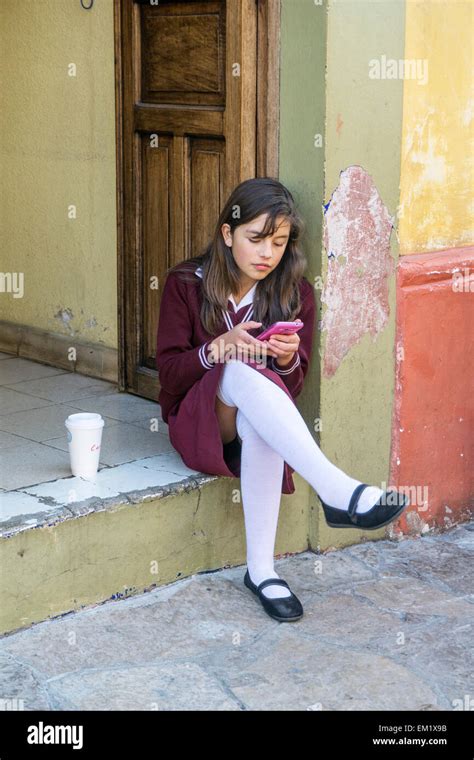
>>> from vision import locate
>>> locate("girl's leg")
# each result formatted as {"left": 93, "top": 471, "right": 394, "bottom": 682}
{"left": 234, "top": 408, "right": 292, "bottom": 600}
{"left": 215, "top": 394, "right": 238, "bottom": 444}
{"left": 217, "top": 360, "right": 385, "bottom": 513}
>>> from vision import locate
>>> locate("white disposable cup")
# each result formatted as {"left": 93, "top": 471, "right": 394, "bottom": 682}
{"left": 65, "top": 413, "right": 104, "bottom": 480}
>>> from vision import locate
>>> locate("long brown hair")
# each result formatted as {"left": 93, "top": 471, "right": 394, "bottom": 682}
{"left": 168, "top": 177, "right": 308, "bottom": 335}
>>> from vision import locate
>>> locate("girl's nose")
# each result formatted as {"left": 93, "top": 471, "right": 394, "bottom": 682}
{"left": 258, "top": 239, "right": 273, "bottom": 257}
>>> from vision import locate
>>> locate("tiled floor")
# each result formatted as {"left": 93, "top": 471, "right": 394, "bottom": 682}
{"left": 0, "top": 353, "right": 205, "bottom": 533}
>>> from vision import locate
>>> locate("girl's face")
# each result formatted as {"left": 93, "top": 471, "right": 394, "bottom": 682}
{"left": 221, "top": 213, "right": 291, "bottom": 288}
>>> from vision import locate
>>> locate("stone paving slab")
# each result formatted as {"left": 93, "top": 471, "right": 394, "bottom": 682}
{"left": 0, "top": 522, "right": 472, "bottom": 711}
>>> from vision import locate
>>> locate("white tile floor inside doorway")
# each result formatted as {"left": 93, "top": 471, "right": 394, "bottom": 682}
{"left": 0, "top": 353, "right": 207, "bottom": 535}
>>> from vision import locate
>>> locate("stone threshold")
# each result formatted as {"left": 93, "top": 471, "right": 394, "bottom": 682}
{"left": 0, "top": 453, "right": 218, "bottom": 539}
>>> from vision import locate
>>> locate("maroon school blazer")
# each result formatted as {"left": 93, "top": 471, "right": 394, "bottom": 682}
{"left": 155, "top": 262, "right": 316, "bottom": 495}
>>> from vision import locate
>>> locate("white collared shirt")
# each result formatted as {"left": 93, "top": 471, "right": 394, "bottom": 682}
{"left": 195, "top": 265, "right": 257, "bottom": 313}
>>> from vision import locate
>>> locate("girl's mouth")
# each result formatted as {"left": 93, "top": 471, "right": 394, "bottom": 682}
{"left": 253, "top": 264, "right": 271, "bottom": 270}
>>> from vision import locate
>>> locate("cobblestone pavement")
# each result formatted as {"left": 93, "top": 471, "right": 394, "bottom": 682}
{"left": 1, "top": 521, "right": 473, "bottom": 710}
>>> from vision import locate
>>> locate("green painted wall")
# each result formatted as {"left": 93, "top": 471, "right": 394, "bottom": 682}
{"left": 0, "top": 0, "right": 118, "bottom": 349}
{"left": 279, "top": 0, "right": 327, "bottom": 544}
{"left": 280, "top": 0, "right": 405, "bottom": 547}
{"left": 322, "top": 0, "right": 405, "bottom": 509}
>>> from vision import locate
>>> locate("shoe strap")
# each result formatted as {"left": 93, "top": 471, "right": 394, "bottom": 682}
{"left": 347, "top": 483, "right": 370, "bottom": 519}
{"left": 257, "top": 578, "right": 290, "bottom": 593}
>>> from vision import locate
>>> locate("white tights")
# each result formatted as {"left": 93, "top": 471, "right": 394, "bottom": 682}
{"left": 216, "top": 360, "right": 384, "bottom": 599}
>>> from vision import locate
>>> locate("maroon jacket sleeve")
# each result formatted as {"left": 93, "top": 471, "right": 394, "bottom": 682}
{"left": 155, "top": 271, "right": 217, "bottom": 396}
{"left": 269, "top": 279, "right": 316, "bottom": 398}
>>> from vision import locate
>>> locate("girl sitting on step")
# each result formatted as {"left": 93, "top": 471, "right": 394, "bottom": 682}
{"left": 155, "top": 177, "right": 409, "bottom": 622}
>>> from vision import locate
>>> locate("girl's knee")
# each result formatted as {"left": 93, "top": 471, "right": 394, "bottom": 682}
{"left": 236, "top": 407, "right": 264, "bottom": 442}
{"left": 223, "top": 359, "right": 264, "bottom": 381}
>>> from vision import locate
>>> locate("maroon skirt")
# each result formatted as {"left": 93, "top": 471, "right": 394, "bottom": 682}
{"left": 167, "top": 359, "right": 299, "bottom": 495}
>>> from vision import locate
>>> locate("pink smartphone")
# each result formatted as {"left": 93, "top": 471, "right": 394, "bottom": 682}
{"left": 256, "top": 321, "right": 304, "bottom": 341}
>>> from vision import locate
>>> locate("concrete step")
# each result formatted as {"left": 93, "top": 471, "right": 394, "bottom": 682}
{"left": 0, "top": 452, "right": 311, "bottom": 635}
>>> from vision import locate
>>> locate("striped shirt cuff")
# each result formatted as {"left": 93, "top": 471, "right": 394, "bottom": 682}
{"left": 198, "top": 341, "right": 216, "bottom": 369}
{"left": 271, "top": 353, "right": 301, "bottom": 374}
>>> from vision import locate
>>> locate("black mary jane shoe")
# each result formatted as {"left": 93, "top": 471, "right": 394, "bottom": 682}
{"left": 244, "top": 570, "right": 304, "bottom": 622}
{"left": 320, "top": 482, "right": 410, "bottom": 530}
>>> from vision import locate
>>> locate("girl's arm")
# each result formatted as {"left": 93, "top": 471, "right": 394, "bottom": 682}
{"left": 156, "top": 271, "right": 217, "bottom": 396}
{"left": 270, "top": 280, "right": 316, "bottom": 398}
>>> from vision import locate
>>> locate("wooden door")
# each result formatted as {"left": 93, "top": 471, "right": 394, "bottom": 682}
{"left": 115, "top": 0, "right": 280, "bottom": 399}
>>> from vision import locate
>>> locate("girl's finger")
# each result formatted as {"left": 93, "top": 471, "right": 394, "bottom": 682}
{"left": 266, "top": 345, "right": 287, "bottom": 356}
{"left": 238, "top": 340, "right": 278, "bottom": 358}
{"left": 245, "top": 335, "right": 270, "bottom": 348}
{"left": 269, "top": 333, "right": 300, "bottom": 344}
{"left": 269, "top": 336, "right": 299, "bottom": 350}
{"left": 237, "top": 339, "right": 274, "bottom": 354}
{"left": 240, "top": 321, "right": 263, "bottom": 331}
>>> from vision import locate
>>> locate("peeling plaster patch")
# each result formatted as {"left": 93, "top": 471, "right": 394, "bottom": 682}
{"left": 54, "top": 308, "right": 74, "bottom": 333}
{"left": 405, "top": 509, "right": 429, "bottom": 535}
{"left": 54, "top": 307, "right": 73, "bottom": 323}
{"left": 86, "top": 316, "right": 98, "bottom": 329}
{"left": 321, "top": 166, "right": 394, "bottom": 377}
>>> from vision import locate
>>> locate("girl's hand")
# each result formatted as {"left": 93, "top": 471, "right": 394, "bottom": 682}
{"left": 209, "top": 321, "right": 276, "bottom": 362}
{"left": 263, "top": 319, "right": 302, "bottom": 366}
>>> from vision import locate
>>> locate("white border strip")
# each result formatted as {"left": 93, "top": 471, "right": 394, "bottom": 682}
{"left": 271, "top": 353, "right": 301, "bottom": 374}
{"left": 199, "top": 342, "right": 215, "bottom": 369}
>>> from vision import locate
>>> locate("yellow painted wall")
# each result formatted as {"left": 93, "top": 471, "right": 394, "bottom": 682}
{"left": 0, "top": 0, "right": 118, "bottom": 348}
{"left": 399, "top": 0, "right": 474, "bottom": 254}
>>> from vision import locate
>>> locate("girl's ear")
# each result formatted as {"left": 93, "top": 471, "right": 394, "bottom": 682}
{"left": 220, "top": 222, "right": 233, "bottom": 247}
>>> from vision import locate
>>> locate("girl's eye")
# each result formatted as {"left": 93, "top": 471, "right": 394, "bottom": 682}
{"left": 249, "top": 238, "right": 286, "bottom": 247}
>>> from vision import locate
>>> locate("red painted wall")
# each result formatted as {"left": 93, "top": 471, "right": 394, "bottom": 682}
{"left": 390, "top": 247, "right": 474, "bottom": 534}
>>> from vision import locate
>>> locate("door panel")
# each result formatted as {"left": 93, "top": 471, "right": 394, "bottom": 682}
{"left": 115, "top": 0, "right": 280, "bottom": 399}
